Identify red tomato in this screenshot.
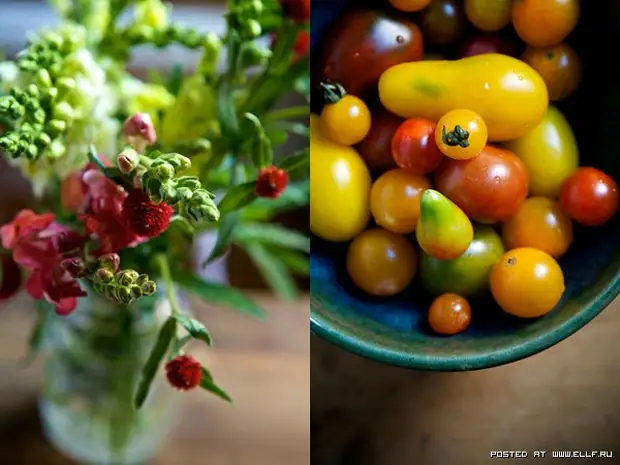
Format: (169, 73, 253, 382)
(356, 107, 403, 172)
(559, 167, 619, 226)
(459, 33, 514, 58)
(435, 145, 529, 223)
(391, 118, 444, 175)
(318, 10, 424, 97)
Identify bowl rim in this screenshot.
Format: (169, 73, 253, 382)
(310, 270, 620, 370)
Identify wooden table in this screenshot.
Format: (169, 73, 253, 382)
(0, 292, 310, 465)
(311, 296, 620, 465)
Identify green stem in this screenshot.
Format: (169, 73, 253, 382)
(264, 106, 307, 123)
(155, 254, 181, 316)
(441, 125, 470, 148)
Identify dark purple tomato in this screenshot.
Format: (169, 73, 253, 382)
(459, 33, 515, 58)
(421, 0, 467, 45)
(356, 107, 403, 172)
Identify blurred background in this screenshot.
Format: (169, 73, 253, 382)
(0, 1, 309, 463)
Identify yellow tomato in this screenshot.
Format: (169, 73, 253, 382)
(490, 248, 565, 318)
(464, 0, 512, 32)
(435, 109, 487, 159)
(504, 106, 578, 198)
(347, 228, 418, 297)
(388, 0, 432, 12)
(378, 53, 549, 141)
(320, 94, 371, 146)
(502, 197, 574, 258)
(310, 115, 372, 241)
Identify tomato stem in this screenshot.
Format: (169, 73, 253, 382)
(442, 125, 470, 148)
(319, 82, 346, 105)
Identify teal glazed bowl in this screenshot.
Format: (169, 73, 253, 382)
(310, 0, 620, 370)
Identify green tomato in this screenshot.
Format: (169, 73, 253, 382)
(504, 106, 579, 198)
(420, 225, 505, 297)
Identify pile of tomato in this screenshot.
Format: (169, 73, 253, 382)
(310, 0, 619, 336)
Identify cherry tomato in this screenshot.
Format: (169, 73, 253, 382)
(490, 248, 565, 318)
(388, 0, 432, 13)
(465, 0, 512, 32)
(435, 109, 488, 160)
(421, 0, 467, 45)
(320, 92, 371, 146)
(370, 169, 432, 234)
(356, 107, 402, 172)
(391, 118, 444, 175)
(346, 228, 418, 297)
(502, 197, 573, 259)
(420, 225, 504, 297)
(428, 293, 472, 335)
(435, 145, 529, 223)
(559, 167, 619, 227)
(319, 10, 424, 97)
(512, 0, 579, 48)
(521, 43, 581, 101)
(458, 33, 514, 58)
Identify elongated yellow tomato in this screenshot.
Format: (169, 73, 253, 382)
(504, 106, 579, 198)
(310, 115, 371, 242)
(378, 54, 548, 141)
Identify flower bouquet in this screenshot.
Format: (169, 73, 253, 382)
(0, 0, 309, 462)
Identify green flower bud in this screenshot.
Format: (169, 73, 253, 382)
(44, 32, 64, 50)
(53, 101, 74, 122)
(249, 0, 263, 15)
(35, 133, 52, 148)
(159, 179, 178, 203)
(98, 253, 120, 271)
(47, 140, 65, 158)
(136, 274, 150, 286)
(187, 189, 220, 223)
(56, 77, 76, 94)
(141, 280, 156, 296)
(33, 109, 46, 124)
(47, 119, 67, 136)
(160, 153, 190, 171)
(18, 58, 38, 72)
(26, 144, 38, 159)
(96, 268, 115, 283)
(144, 177, 164, 203)
(153, 162, 176, 181)
(35, 69, 52, 88)
(26, 84, 40, 99)
(42, 87, 59, 105)
(176, 176, 202, 191)
(129, 285, 143, 300)
(114, 286, 134, 305)
(116, 269, 139, 287)
(203, 33, 222, 56)
(176, 186, 193, 201)
(117, 147, 139, 174)
(244, 19, 262, 39)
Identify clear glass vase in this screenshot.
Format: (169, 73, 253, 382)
(38, 284, 184, 465)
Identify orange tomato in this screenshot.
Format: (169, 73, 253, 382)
(522, 43, 581, 101)
(502, 197, 574, 258)
(428, 293, 472, 336)
(346, 228, 418, 297)
(435, 109, 488, 160)
(370, 169, 432, 234)
(512, 0, 579, 47)
(320, 94, 371, 146)
(388, 0, 432, 13)
(490, 248, 565, 318)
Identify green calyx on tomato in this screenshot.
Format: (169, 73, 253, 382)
(420, 225, 505, 297)
(442, 124, 470, 148)
(319, 81, 346, 105)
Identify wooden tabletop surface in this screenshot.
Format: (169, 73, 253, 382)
(0, 292, 310, 465)
(311, 296, 620, 465)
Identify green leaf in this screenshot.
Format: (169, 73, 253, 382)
(168, 334, 192, 359)
(173, 313, 212, 346)
(217, 182, 258, 215)
(240, 179, 309, 221)
(202, 212, 238, 267)
(273, 248, 310, 276)
(278, 149, 309, 173)
(234, 223, 309, 253)
(245, 242, 298, 301)
(168, 64, 184, 96)
(200, 367, 233, 403)
(174, 271, 266, 319)
(265, 128, 288, 146)
(134, 316, 177, 409)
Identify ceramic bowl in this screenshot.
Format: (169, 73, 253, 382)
(310, 0, 620, 370)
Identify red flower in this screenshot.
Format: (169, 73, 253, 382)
(79, 165, 145, 255)
(165, 355, 202, 390)
(280, 0, 310, 23)
(122, 113, 157, 152)
(0, 210, 55, 250)
(4, 210, 87, 315)
(0, 255, 22, 301)
(293, 30, 310, 60)
(256, 166, 289, 199)
(122, 189, 173, 238)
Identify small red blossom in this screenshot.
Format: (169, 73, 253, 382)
(165, 355, 202, 390)
(280, 0, 310, 23)
(122, 189, 173, 238)
(293, 30, 310, 60)
(0, 255, 22, 301)
(122, 113, 156, 152)
(0, 210, 56, 250)
(256, 166, 289, 199)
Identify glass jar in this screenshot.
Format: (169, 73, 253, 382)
(38, 284, 185, 464)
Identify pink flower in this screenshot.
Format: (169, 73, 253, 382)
(3, 209, 87, 315)
(122, 113, 156, 152)
(0, 210, 56, 250)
